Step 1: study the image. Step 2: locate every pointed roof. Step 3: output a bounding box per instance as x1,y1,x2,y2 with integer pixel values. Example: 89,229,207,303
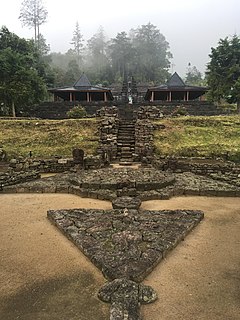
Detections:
167,72,185,87
73,74,91,88
147,72,207,92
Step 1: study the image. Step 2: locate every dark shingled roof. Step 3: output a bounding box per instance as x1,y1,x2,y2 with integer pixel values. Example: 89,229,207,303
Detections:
147,72,207,91
167,72,185,87
73,74,91,88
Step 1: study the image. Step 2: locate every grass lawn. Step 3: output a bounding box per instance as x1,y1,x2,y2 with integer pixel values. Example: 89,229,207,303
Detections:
0,118,98,159
1,115,240,162
153,115,240,162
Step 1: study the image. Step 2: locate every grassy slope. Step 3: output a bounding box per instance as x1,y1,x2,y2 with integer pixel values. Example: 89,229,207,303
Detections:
1,115,240,162
0,119,98,158
153,115,240,162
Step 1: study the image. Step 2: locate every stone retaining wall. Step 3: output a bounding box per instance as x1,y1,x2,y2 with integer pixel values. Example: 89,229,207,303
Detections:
135,119,155,162
153,157,240,186
24,100,234,119
0,170,40,188
8,158,75,173
97,107,119,161
7,156,109,172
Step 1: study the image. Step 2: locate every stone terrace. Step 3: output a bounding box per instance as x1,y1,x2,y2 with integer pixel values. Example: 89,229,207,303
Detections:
2,167,240,200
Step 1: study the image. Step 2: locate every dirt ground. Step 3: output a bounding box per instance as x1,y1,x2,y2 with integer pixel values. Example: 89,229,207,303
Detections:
0,194,239,320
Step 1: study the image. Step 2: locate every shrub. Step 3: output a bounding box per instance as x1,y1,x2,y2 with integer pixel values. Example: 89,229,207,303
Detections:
67,106,87,119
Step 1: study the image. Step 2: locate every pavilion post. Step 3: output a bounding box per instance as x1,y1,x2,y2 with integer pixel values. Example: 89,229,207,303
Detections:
186,91,189,101
104,92,107,102
151,91,154,102
87,92,90,102
70,93,73,102
169,91,172,102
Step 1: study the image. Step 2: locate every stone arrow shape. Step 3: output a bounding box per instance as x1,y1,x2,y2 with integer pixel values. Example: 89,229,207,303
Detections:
47,208,204,282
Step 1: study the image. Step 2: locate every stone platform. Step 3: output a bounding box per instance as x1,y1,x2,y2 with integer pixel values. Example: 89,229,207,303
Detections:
3,167,240,200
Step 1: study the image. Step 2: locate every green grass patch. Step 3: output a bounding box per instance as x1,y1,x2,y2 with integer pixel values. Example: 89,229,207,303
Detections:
153,115,240,162
0,119,98,158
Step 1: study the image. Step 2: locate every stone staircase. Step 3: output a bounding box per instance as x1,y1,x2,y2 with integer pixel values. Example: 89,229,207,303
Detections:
117,120,136,164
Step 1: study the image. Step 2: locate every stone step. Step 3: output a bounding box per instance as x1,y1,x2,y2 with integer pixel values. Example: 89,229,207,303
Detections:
119,159,134,164
118,130,135,134
118,134,135,138
117,149,134,155
117,143,135,147
119,128,135,131
119,121,136,124
118,130,135,133
117,138,135,141
117,141,135,144
117,132,135,136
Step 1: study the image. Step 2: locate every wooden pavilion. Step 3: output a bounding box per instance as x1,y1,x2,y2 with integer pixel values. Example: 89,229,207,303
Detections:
145,72,207,102
49,74,114,102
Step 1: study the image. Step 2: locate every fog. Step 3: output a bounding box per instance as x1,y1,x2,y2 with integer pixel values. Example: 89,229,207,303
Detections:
0,0,239,76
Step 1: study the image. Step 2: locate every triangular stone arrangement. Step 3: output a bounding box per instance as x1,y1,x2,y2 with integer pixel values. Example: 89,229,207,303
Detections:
48,208,204,282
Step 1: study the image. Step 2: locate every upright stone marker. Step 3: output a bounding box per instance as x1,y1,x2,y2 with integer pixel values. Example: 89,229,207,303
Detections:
72,148,84,166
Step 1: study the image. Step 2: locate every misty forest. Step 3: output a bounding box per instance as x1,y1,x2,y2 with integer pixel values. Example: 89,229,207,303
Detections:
0,0,240,115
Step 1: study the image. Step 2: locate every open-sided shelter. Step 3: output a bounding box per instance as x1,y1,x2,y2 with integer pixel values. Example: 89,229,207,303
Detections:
145,72,207,102
49,74,114,102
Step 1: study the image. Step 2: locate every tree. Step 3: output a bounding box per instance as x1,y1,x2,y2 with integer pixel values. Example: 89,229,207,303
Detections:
0,27,48,116
206,35,240,110
64,60,80,85
19,0,48,47
185,64,203,86
38,33,50,56
130,23,172,83
86,26,111,82
70,22,84,67
108,32,135,81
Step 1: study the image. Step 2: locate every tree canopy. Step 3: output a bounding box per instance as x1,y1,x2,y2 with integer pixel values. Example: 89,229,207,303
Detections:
206,35,240,108
0,27,49,116
49,23,172,86
185,64,203,86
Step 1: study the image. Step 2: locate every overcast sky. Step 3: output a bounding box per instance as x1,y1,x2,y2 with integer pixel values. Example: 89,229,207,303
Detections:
0,0,239,77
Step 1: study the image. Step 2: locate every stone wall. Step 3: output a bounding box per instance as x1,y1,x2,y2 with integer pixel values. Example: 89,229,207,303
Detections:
7,156,110,172
97,107,119,161
152,157,240,186
134,106,165,162
137,106,163,119
0,170,40,188
134,119,155,163
22,102,106,119
8,158,75,173
137,101,234,116
22,100,234,119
